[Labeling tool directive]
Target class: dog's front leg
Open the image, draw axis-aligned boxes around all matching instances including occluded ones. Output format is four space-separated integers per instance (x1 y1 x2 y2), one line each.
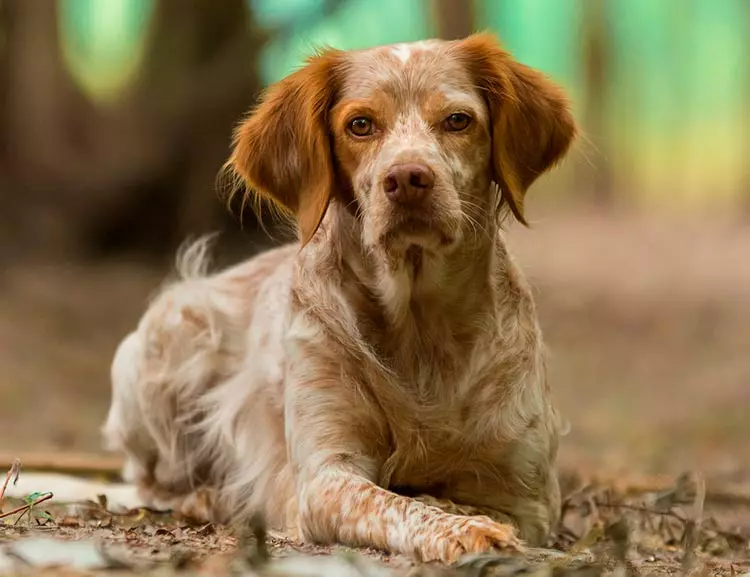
297 462 522 563
284 352 523 563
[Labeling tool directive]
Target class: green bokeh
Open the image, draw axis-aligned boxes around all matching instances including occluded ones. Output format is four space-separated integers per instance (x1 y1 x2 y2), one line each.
57 0 750 202
59 0 153 100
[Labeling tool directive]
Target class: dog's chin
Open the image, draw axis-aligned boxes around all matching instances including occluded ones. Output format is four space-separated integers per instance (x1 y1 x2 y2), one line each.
377 217 459 257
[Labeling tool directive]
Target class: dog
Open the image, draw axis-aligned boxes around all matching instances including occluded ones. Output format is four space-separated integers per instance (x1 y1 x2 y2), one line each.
103 33 577 564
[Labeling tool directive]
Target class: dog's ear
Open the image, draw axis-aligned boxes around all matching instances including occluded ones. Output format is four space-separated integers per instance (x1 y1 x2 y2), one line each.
457 33 577 224
229 49 343 246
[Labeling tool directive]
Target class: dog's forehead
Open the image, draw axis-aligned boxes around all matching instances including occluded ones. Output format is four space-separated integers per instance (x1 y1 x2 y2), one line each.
338 40 477 102
385 40 443 63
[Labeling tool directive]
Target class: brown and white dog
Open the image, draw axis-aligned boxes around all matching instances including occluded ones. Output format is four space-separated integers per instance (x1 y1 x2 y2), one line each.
103 33 577 564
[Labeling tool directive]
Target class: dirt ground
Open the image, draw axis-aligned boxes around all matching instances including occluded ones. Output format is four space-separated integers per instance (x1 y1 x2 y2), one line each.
1 209 749 574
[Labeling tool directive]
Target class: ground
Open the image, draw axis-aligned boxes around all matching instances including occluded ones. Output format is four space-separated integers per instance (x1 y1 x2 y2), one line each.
0 210 749 575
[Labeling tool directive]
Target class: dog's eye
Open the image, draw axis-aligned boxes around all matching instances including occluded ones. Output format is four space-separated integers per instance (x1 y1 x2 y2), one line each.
444 113 472 132
349 117 374 137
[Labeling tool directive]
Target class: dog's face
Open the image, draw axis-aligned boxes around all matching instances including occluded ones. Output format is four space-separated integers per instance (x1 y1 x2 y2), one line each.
329 41 493 254
229 35 577 255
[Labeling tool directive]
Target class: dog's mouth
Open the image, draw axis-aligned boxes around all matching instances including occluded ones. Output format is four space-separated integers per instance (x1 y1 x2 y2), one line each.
380 216 457 254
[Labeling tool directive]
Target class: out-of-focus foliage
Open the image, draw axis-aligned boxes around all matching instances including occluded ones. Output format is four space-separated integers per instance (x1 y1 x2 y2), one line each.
2 0 746 262
59 0 153 102
58 0 750 214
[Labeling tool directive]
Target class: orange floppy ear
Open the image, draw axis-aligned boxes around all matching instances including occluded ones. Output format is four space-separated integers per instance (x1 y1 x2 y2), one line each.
457 33 577 224
228 49 343 246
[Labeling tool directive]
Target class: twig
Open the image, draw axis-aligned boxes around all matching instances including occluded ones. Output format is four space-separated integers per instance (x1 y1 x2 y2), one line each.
237 512 270 569
13 506 31 527
0 492 53 522
681 473 706 573
595 502 687 522
593 491 743 549
565 469 750 507
0 452 123 478
0 459 21 510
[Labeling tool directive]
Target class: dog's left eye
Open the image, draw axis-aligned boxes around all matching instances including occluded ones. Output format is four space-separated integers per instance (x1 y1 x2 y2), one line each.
444 113 472 132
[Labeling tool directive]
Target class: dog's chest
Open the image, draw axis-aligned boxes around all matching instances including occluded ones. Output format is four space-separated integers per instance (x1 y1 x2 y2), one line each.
375 346 506 488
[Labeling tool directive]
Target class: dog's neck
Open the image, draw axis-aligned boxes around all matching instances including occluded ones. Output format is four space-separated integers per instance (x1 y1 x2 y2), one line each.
319 200 501 334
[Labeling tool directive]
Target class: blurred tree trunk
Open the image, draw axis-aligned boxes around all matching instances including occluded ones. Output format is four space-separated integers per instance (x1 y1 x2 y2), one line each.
745 1 750 215
0 0 265 265
0 1 10 262
581 0 613 206
432 0 475 40
0 0 97 260
0 0 8 161
88 0 267 261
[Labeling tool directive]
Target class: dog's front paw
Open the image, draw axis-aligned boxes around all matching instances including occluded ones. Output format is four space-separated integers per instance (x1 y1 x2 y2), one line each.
417 514 524 565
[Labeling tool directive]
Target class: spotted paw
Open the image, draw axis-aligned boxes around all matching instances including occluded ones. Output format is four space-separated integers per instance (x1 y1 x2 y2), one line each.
429 514 524 565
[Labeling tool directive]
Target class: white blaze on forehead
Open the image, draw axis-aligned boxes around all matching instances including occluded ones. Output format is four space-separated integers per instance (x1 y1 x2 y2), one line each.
391 44 412 64
390 40 438 64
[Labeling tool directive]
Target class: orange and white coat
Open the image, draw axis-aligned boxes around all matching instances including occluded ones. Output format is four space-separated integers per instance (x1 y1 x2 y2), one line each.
103 33 577 564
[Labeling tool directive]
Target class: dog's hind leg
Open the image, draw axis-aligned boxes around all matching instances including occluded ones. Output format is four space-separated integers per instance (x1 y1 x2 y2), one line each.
103 268 246 522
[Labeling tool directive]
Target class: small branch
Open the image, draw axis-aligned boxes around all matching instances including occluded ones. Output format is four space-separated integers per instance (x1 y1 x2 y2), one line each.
0 492 53 522
595 502 687 522
595 497 744 545
681 473 706 571
13 506 31 526
565 469 750 507
0 453 123 478
0 459 21 510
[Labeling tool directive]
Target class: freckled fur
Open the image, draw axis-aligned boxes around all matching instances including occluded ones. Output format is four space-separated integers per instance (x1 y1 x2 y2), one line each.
103 33 577 564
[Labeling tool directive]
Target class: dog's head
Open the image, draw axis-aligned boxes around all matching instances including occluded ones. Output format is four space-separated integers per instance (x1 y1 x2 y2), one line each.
229 34 577 256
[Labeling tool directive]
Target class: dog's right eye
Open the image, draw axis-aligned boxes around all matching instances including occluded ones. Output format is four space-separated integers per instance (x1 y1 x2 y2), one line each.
348 117 374 137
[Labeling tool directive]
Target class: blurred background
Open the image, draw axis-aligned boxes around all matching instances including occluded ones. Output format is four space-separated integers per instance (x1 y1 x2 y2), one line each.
0 0 748 492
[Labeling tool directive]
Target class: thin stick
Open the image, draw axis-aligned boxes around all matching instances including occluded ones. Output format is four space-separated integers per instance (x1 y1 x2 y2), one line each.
0 453 123 478
681 473 706 572
595 501 687 522
596 497 743 542
566 468 750 506
0 459 21 510
0 492 53 521
13 505 31 526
